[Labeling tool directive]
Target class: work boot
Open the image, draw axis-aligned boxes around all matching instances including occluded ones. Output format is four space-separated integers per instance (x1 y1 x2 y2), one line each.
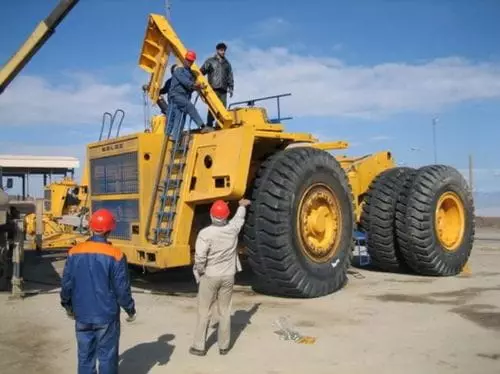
200 125 215 133
189 347 206 356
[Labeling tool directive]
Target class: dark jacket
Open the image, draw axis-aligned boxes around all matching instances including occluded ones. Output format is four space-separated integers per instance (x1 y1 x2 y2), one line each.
200 55 234 92
60 235 135 324
159 64 178 96
168 65 197 100
159 78 171 96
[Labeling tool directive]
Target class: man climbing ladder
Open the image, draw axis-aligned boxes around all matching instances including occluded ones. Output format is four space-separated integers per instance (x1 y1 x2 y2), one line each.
167 50 212 138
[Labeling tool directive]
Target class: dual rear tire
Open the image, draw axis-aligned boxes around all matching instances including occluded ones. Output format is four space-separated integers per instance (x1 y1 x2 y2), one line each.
361 165 475 275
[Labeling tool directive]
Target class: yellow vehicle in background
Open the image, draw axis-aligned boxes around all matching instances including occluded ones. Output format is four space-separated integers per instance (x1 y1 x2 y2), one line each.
82 14 475 298
23 108 126 249
24 172 89 249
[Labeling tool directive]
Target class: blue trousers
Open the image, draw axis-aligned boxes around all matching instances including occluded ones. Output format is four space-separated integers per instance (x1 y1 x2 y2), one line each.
76 320 120 374
166 104 184 141
169 95 204 129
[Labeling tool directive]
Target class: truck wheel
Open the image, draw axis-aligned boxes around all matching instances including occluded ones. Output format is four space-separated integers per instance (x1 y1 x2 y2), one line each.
243 147 354 298
395 165 475 275
360 167 416 272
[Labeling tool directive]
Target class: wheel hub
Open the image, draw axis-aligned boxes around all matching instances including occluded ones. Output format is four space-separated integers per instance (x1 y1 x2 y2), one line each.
298 185 341 262
435 191 465 251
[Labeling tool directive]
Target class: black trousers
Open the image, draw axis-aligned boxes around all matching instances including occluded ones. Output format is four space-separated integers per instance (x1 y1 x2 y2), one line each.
207 89 227 127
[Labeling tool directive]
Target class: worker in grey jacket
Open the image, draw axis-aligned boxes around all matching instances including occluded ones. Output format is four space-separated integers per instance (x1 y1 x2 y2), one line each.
189 198 251 356
200 42 234 129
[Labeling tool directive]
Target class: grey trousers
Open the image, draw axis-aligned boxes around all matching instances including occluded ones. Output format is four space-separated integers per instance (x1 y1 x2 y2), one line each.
206 89 227 127
192 274 235 351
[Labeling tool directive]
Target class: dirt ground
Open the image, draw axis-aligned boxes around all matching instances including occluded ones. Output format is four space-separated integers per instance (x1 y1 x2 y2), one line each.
1 228 499 374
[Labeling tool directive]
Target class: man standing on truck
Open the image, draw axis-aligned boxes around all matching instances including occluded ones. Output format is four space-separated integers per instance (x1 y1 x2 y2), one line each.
168 50 212 138
60 209 136 374
189 198 251 356
200 42 234 129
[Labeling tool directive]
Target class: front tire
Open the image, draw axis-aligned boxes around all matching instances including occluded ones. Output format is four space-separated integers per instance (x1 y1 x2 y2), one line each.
243 147 354 298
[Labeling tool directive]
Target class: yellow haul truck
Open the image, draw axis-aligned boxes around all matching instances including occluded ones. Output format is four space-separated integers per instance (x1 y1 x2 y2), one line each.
86 14 474 298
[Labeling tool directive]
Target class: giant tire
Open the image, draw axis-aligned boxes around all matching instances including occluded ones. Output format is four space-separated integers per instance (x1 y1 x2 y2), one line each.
243 147 354 298
395 165 475 276
360 166 416 272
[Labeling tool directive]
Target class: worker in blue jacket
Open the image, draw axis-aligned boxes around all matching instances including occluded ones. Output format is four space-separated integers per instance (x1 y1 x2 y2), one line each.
60 208 136 374
167 50 212 139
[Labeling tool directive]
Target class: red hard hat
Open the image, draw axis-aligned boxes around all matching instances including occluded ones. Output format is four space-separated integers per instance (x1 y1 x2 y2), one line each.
185 50 196 61
89 209 116 233
210 200 230 220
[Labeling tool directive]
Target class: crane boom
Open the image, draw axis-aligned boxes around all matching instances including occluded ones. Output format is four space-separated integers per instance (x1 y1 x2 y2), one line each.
138 14 234 129
0 0 79 94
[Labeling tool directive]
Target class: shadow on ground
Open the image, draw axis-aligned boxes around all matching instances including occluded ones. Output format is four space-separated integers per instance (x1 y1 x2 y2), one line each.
129 260 255 298
206 303 261 351
3 249 66 297
9 249 256 299
119 333 175 374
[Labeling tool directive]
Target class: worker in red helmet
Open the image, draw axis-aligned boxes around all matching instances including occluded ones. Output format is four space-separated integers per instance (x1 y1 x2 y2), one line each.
60 208 136 374
166 49 211 140
190 198 251 357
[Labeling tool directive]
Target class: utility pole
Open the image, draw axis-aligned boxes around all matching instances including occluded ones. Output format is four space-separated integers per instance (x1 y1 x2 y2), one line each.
468 154 474 193
165 0 171 20
432 117 438 164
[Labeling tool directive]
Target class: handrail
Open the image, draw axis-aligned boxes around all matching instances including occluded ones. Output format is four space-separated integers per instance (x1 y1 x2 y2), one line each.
229 93 293 123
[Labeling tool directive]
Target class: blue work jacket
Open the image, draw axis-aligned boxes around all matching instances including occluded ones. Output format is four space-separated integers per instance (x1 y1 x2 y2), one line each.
60 235 135 324
168 65 197 100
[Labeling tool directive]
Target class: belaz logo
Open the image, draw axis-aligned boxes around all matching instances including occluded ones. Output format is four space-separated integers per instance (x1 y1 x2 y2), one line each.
101 143 124 152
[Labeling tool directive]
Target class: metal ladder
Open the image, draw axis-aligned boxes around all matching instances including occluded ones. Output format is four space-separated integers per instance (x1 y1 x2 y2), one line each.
153 100 195 244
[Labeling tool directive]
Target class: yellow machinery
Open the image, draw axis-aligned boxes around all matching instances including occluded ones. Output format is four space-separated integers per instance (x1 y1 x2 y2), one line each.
22 108 126 249
84 14 475 298
24 170 89 249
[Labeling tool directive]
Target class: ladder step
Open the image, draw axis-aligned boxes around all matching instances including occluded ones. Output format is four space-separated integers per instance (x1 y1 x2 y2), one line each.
160 194 179 203
157 213 177 221
163 179 183 188
157 210 176 217
156 228 173 234
166 163 186 172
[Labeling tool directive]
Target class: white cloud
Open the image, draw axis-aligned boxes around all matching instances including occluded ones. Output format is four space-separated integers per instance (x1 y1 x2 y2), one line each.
369 135 393 142
3 45 500 129
0 73 144 127
228 46 500 119
332 43 343 52
250 17 291 39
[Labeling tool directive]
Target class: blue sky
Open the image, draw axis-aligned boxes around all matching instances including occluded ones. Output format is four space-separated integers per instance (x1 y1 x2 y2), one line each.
1 0 499 206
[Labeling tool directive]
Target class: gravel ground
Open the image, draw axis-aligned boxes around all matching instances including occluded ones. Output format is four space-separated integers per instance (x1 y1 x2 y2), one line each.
0 228 499 374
